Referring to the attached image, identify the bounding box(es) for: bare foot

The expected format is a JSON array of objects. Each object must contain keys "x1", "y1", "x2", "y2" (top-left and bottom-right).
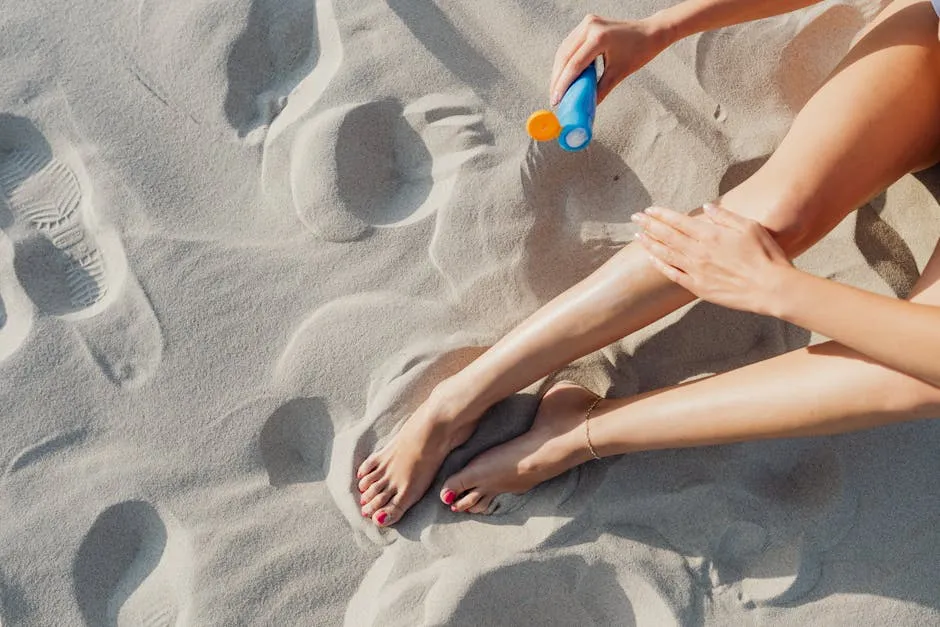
[
  {"x1": 356, "y1": 384, "x2": 482, "y2": 527},
  {"x1": 438, "y1": 382, "x2": 600, "y2": 514}
]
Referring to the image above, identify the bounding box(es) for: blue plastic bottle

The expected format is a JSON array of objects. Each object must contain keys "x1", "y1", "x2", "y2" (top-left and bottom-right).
[
  {"x1": 555, "y1": 63, "x2": 597, "y2": 151},
  {"x1": 526, "y1": 61, "x2": 598, "y2": 152}
]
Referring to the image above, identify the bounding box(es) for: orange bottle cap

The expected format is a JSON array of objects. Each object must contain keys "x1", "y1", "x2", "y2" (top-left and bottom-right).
[{"x1": 526, "y1": 110, "x2": 561, "y2": 142}]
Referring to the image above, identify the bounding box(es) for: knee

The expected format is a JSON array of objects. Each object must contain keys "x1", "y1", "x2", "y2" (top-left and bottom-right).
[{"x1": 761, "y1": 196, "x2": 818, "y2": 256}]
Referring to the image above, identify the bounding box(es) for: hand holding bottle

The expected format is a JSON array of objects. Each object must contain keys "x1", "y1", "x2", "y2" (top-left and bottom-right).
[{"x1": 550, "y1": 14, "x2": 673, "y2": 106}]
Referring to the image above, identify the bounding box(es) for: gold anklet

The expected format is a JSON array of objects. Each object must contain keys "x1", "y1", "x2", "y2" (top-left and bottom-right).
[{"x1": 584, "y1": 395, "x2": 603, "y2": 460}]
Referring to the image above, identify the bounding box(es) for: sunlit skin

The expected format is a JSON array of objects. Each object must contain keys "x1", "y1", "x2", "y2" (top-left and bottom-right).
[{"x1": 356, "y1": 0, "x2": 940, "y2": 527}]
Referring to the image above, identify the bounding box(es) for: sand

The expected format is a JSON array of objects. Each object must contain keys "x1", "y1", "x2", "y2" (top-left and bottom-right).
[{"x1": 1, "y1": 0, "x2": 939, "y2": 624}]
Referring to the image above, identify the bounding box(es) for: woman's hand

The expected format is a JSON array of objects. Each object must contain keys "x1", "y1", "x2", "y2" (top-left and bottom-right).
[
  {"x1": 632, "y1": 203, "x2": 796, "y2": 316},
  {"x1": 550, "y1": 15, "x2": 674, "y2": 106}
]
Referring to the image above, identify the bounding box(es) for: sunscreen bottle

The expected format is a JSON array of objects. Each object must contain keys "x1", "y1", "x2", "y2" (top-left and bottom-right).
[{"x1": 526, "y1": 61, "x2": 598, "y2": 151}]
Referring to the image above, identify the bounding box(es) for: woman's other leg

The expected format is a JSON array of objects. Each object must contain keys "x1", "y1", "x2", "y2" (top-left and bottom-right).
[
  {"x1": 594, "y1": 239, "x2": 940, "y2": 459},
  {"x1": 440, "y1": 238, "x2": 940, "y2": 515}
]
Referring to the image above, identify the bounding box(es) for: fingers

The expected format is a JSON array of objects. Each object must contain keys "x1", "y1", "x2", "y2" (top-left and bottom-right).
[
  {"x1": 704, "y1": 203, "x2": 781, "y2": 254},
  {"x1": 644, "y1": 206, "x2": 712, "y2": 239},
  {"x1": 551, "y1": 20, "x2": 590, "y2": 103},
  {"x1": 631, "y1": 210, "x2": 695, "y2": 251},
  {"x1": 596, "y1": 59, "x2": 616, "y2": 104},
  {"x1": 637, "y1": 234, "x2": 694, "y2": 290},
  {"x1": 551, "y1": 14, "x2": 605, "y2": 105},
  {"x1": 703, "y1": 202, "x2": 751, "y2": 231},
  {"x1": 554, "y1": 48, "x2": 600, "y2": 107},
  {"x1": 636, "y1": 232, "x2": 686, "y2": 273}
]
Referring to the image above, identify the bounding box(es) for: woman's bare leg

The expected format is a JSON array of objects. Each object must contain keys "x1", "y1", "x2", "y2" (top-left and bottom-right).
[
  {"x1": 358, "y1": 0, "x2": 940, "y2": 526},
  {"x1": 441, "y1": 243, "x2": 940, "y2": 514}
]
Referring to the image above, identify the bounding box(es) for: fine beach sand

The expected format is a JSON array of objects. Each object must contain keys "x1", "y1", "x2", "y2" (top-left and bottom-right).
[{"x1": 2, "y1": 0, "x2": 940, "y2": 624}]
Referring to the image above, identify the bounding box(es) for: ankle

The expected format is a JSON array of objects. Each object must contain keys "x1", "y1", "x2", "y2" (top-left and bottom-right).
[
  {"x1": 535, "y1": 393, "x2": 607, "y2": 466},
  {"x1": 427, "y1": 377, "x2": 484, "y2": 426}
]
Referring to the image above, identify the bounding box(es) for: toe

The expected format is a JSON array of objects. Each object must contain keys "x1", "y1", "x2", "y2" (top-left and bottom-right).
[
  {"x1": 362, "y1": 488, "x2": 393, "y2": 518},
  {"x1": 452, "y1": 490, "x2": 483, "y2": 513},
  {"x1": 357, "y1": 467, "x2": 383, "y2": 493},
  {"x1": 468, "y1": 494, "x2": 494, "y2": 515},
  {"x1": 358, "y1": 477, "x2": 388, "y2": 506},
  {"x1": 373, "y1": 488, "x2": 421, "y2": 527},
  {"x1": 357, "y1": 454, "x2": 380, "y2": 480},
  {"x1": 440, "y1": 469, "x2": 476, "y2": 505}
]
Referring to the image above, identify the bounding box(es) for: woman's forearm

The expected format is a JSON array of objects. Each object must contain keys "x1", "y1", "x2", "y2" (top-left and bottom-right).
[
  {"x1": 770, "y1": 267, "x2": 940, "y2": 388},
  {"x1": 648, "y1": 0, "x2": 825, "y2": 44}
]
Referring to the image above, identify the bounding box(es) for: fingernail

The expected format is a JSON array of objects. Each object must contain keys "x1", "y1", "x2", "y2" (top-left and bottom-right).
[
  {"x1": 376, "y1": 512, "x2": 388, "y2": 525},
  {"x1": 703, "y1": 202, "x2": 718, "y2": 214},
  {"x1": 443, "y1": 490, "x2": 456, "y2": 505},
  {"x1": 630, "y1": 213, "x2": 647, "y2": 223},
  {"x1": 645, "y1": 207, "x2": 659, "y2": 216},
  {"x1": 551, "y1": 93, "x2": 559, "y2": 106}
]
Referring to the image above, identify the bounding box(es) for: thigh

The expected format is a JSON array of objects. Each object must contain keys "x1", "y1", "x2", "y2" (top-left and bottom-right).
[{"x1": 719, "y1": 0, "x2": 940, "y2": 255}]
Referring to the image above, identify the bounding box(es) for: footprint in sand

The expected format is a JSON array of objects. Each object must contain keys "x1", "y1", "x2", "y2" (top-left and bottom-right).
[
  {"x1": 272, "y1": 291, "x2": 463, "y2": 400},
  {"x1": 0, "y1": 148, "x2": 111, "y2": 313},
  {"x1": 346, "y1": 529, "x2": 695, "y2": 625},
  {"x1": 547, "y1": 438, "x2": 858, "y2": 611},
  {"x1": 264, "y1": 0, "x2": 342, "y2": 144},
  {"x1": 260, "y1": 398, "x2": 334, "y2": 487},
  {"x1": 0, "y1": 116, "x2": 163, "y2": 387},
  {"x1": 707, "y1": 444, "x2": 858, "y2": 607},
  {"x1": 450, "y1": 554, "x2": 679, "y2": 626},
  {"x1": 0, "y1": 233, "x2": 31, "y2": 363},
  {"x1": 125, "y1": 0, "x2": 324, "y2": 141},
  {"x1": 257, "y1": 1, "x2": 493, "y2": 243},
  {"x1": 73, "y1": 501, "x2": 193, "y2": 627},
  {"x1": 4, "y1": 428, "x2": 88, "y2": 476},
  {"x1": 288, "y1": 93, "x2": 494, "y2": 242}
]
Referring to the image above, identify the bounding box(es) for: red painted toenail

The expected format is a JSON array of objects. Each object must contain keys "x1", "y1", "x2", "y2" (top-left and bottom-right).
[
  {"x1": 362, "y1": 511, "x2": 369, "y2": 517},
  {"x1": 358, "y1": 487, "x2": 364, "y2": 493},
  {"x1": 360, "y1": 497, "x2": 367, "y2": 505},
  {"x1": 377, "y1": 512, "x2": 388, "y2": 525},
  {"x1": 450, "y1": 506, "x2": 457, "y2": 512},
  {"x1": 443, "y1": 490, "x2": 456, "y2": 505}
]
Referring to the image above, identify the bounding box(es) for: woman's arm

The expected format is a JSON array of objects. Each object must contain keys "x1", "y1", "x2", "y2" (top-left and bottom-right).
[
  {"x1": 770, "y1": 267, "x2": 940, "y2": 388},
  {"x1": 635, "y1": 203, "x2": 940, "y2": 389},
  {"x1": 650, "y1": 0, "x2": 826, "y2": 43},
  {"x1": 551, "y1": 0, "x2": 826, "y2": 105}
]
